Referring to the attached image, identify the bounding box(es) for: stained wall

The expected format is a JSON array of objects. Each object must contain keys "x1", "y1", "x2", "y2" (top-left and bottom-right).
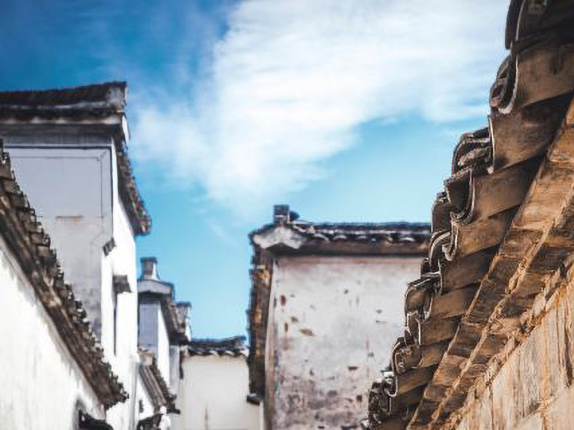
[{"x1": 265, "y1": 256, "x2": 421, "y2": 430}]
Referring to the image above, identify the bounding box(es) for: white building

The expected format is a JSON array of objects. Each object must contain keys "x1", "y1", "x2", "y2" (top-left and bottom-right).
[
  {"x1": 0, "y1": 82, "x2": 180, "y2": 430},
  {"x1": 137, "y1": 257, "x2": 192, "y2": 427},
  {"x1": 0, "y1": 82, "x2": 151, "y2": 430},
  {"x1": 173, "y1": 337, "x2": 261, "y2": 430},
  {"x1": 247, "y1": 205, "x2": 430, "y2": 430},
  {"x1": 0, "y1": 140, "x2": 125, "y2": 429}
]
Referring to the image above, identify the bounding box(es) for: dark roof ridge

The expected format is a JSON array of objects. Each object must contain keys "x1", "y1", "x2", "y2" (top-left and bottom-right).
[
  {"x1": 0, "y1": 82, "x2": 127, "y2": 108},
  {"x1": 189, "y1": 336, "x2": 248, "y2": 357},
  {"x1": 190, "y1": 335, "x2": 246, "y2": 344},
  {"x1": 0, "y1": 82, "x2": 150, "y2": 236},
  {"x1": 292, "y1": 220, "x2": 430, "y2": 229}
]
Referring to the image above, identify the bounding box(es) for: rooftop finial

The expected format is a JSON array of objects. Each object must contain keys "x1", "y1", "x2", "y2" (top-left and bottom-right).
[
  {"x1": 140, "y1": 257, "x2": 159, "y2": 280},
  {"x1": 273, "y1": 205, "x2": 290, "y2": 224}
]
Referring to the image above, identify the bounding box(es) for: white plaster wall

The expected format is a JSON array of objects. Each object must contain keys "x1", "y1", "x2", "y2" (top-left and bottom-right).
[
  {"x1": 5, "y1": 141, "x2": 141, "y2": 430},
  {"x1": 139, "y1": 301, "x2": 160, "y2": 350},
  {"x1": 138, "y1": 301, "x2": 171, "y2": 384},
  {"x1": 0, "y1": 235, "x2": 103, "y2": 430},
  {"x1": 173, "y1": 356, "x2": 260, "y2": 430},
  {"x1": 5, "y1": 144, "x2": 114, "y2": 336},
  {"x1": 156, "y1": 309, "x2": 171, "y2": 383},
  {"x1": 266, "y1": 256, "x2": 422, "y2": 430},
  {"x1": 103, "y1": 149, "x2": 140, "y2": 430}
]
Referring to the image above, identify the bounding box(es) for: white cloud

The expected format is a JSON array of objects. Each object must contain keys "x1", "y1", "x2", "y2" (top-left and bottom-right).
[{"x1": 131, "y1": 0, "x2": 508, "y2": 216}]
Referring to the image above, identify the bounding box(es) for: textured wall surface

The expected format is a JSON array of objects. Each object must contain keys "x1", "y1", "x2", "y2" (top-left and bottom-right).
[
  {"x1": 266, "y1": 256, "x2": 421, "y2": 430},
  {"x1": 0, "y1": 236, "x2": 102, "y2": 430},
  {"x1": 453, "y1": 266, "x2": 574, "y2": 430},
  {"x1": 173, "y1": 355, "x2": 260, "y2": 430}
]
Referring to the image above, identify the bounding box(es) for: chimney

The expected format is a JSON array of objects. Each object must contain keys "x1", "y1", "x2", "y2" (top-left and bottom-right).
[
  {"x1": 141, "y1": 257, "x2": 159, "y2": 280},
  {"x1": 273, "y1": 204, "x2": 300, "y2": 224},
  {"x1": 274, "y1": 205, "x2": 290, "y2": 224}
]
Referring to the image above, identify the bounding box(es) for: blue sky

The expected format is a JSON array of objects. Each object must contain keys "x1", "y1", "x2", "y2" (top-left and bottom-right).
[{"x1": 1, "y1": 0, "x2": 508, "y2": 337}]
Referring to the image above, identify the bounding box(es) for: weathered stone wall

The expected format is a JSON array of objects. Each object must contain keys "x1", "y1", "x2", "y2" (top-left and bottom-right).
[
  {"x1": 452, "y1": 264, "x2": 574, "y2": 430},
  {"x1": 266, "y1": 256, "x2": 421, "y2": 430},
  {"x1": 0, "y1": 235, "x2": 103, "y2": 430}
]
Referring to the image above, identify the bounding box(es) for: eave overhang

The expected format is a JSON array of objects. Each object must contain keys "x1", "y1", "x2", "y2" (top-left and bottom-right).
[
  {"x1": 364, "y1": 2, "x2": 574, "y2": 429},
  {"x1": 138, "y1": 351, "x2": 178, "y2": 414},
  {"x1": 0, "y1": 82, "x2": 151, "y2": 236}
]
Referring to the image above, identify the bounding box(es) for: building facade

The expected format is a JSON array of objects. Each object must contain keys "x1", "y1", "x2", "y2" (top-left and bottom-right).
[
  {"x1": 0, "y1": 82, "x2": 195, "y2": 430},
  {"x1": 0, "y1": 82, "x2": 150, "y2": 430},
  {"x1": 364, "y1": 2, "x2": 574, "y2": 430},
  {"x1": 0, "y1": 140, "x2": 126, "y2": 429},
  {"x1": 173, "y1": 337, "x2": 261, "y2": 430},
  {"x1": 248, "y1": 206, "x2": 430, "y2": 430},
  {"x1": 137, "y1": 257, "x2": 192, "y2": 426}
]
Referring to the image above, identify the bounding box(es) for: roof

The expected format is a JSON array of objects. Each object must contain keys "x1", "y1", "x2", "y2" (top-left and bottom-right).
[
  {"x1": 0, "y1": 82, "x2": 151, "y2": 236},
  {"x1": 0, "y1": 82, "x2": 127, "y2": 105},
  {"x1": 247, "y1": 206, "x2": 431, "y2": 397},
  {"x1": 364, "y1": 2, "x2": 574, "y2": 429},
  {"x1": 0, "y1": 140, "x2": 127, "y2": 409},
  {"x1": 138, "y1": 257, "x2": 192, "y2": 345},
  {"x1": 188, "y1": 336, "x2": 248, "y2": 357},
  {"x1": 250, "y1": 205, "x2": 430, "y2": 256},
  {"x1": 138, "y1": 350, "x2": 178, "y2": 414},
  {"x1": 0, "y1": 81, "x2": 126, "y2": 120}
]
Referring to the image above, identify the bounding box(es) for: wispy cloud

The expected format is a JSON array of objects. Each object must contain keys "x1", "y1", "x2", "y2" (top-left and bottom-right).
[{"x1": 131, "y1": 0, "x2": 508, "y2": 216}]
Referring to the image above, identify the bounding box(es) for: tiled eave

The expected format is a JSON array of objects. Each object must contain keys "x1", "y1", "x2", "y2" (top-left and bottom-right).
[
  {"x1": 138, "y1": 350, "x2": 178, "y2": 414},
  {"x1": 189, "y1": 336, "x2": 248, "y2": 357},
  {"x1": 364, "y1": 1, "x2": 574, "y2": 429},
  {"x1": 410, "y1": 98, "x2": 574, "y2": 430},
  {"x1": 0, "y1": 82, "x2": 151, "y2": 236},
  {"x1": 0, "y1": 141, "x2": 127, "y2": 409}
]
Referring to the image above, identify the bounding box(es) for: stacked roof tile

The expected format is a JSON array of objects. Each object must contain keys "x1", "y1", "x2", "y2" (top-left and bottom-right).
[
  {"x1": 138, "y1": 350, "x2": 178, "y2": 414},
  {"x1": 0, "y1": 139, "x2": 127, "y2": 408},
  {"x1": 189, "y1": 336, "x2": 248, "y2": 357},
  {"x1": 364, "y1": 1, "x2": 574, "y2": 429}
]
